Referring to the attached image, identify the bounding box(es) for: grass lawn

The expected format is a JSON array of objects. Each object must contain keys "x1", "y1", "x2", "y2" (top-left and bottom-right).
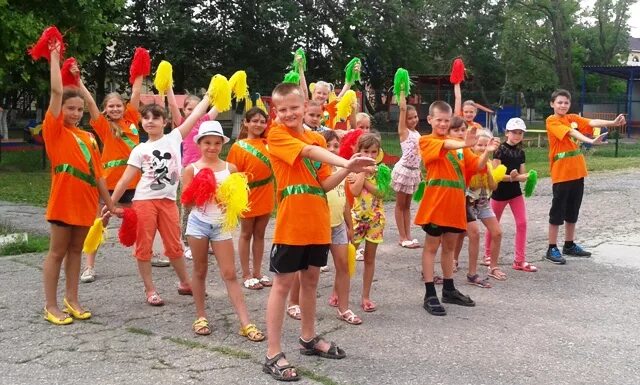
[{"x1": 0, "y1": 221, "x2": 49, "y2": 256}]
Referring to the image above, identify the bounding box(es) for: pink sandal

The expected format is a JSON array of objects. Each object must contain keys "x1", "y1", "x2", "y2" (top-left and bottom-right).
[
  {"x1": 146, "y1": 291, "x2": 164, "y2": 306},
  {"x1": 328, "y1": 295, "x2": 338, "y2": 308},
  {"x1": 512, "y1": 261, "x2": 538, "y2": 272}
]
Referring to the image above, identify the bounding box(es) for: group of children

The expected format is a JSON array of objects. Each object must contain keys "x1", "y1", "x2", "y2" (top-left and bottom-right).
[{"x1": 38, "y1": 35, "x2": 626, "y2": 382}]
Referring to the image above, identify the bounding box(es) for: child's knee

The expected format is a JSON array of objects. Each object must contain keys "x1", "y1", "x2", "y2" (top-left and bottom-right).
[
  {"x1": 492, "y1": 227, "x2": 504, "y2": 239},
  {"x1": 220, "y1": 268, "x2": 237, "y2": 282}
]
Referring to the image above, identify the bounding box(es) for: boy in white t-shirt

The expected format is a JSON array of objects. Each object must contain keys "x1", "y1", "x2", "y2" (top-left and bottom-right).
[{"x1": 110, "y1": 95, "x2": 211, "y2": 306}]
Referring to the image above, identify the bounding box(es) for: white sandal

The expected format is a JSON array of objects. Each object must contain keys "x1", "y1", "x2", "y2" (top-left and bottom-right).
[
  {"x1": 243, "y1": 278, "x2": 263, "y2": 290},
  {"x1": 336, "y1": 309, "x2": 362, "y2": 325},
  {"x1": 287, "y1": 305, "x2": 301, "y2": 320}
]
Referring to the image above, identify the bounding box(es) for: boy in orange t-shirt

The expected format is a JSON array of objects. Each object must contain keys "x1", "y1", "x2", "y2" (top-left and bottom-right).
[
  {"x1": 414, "y1": 101, "x2": 498, "y2": 316},
  {"x1": 544, "y1": 89, "x2": 625, "y2": 264},
  {"x1": 262, "y1": 83, "x2": 374, "y2": 382}
]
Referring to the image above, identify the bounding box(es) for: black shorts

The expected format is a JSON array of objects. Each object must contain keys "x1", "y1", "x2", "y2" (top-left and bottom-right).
[
  {"x1": 105, "y1": 189, "x2": 136, "y2": 205},
  {"x1": 421, "y1": 223, "x2": 465, "y2": 237},
  {"x1": 269, "y1": 244, "x2": 330, "y2": 274},
  {"x1": 48, "y1": 220, "x2": 72, "y2": 227},
  {"x1": 549, "y1": 178, "x2": 584, "y2": 225}
]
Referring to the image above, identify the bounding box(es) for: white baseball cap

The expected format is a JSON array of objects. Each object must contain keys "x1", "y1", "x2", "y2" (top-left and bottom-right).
[
  {"x1": 505, "y1": 117, "x2": 527, "y2": 132},
  {"x1": 193, "y1": 120, "x2": 230, "y2": 144}
]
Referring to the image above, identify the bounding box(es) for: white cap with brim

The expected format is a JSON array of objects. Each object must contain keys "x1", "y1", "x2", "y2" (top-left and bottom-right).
[
  {"x1": 505, "y1": 117, "x2": 527, "y2": 132},
  {"x1": 193, "y1": 120, "x2": 230, "y2": 144}
]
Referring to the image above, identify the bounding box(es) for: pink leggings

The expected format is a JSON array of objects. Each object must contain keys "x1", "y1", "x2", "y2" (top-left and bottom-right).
[{"x1": 485, "y1": 195, "x2": 527, "y2": 263}]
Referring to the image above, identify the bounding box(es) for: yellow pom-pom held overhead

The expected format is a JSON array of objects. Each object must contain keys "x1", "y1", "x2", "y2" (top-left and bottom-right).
[
  {"x1": 255, "y1": 96, "x2": 267, "y2": 113},
  {"x1": 228, "y1": 70, "x2": 249, "y2": 102},
  {"x1": 207, "y1": 74, "x2": 232, "y2": 112},
  {"x1": 216, "y1": 173, "x2": 250, "y2": 232},
  {"x1": 336, "y1": 90, "x2": 357, "y2": 122},
  {"x1": 82, "y1": 218, "x2": 106, "y2": 254},
  {"x1": 153, "y1": 60, "x2": 173, "y2": 97}
]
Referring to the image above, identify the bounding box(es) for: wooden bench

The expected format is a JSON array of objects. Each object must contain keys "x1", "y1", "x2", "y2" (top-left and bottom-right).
[{"x1": 526, "y1": 129, "x2": 546, "y2": 147}]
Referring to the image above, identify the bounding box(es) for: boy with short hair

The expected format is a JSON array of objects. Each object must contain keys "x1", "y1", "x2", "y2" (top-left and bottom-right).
[
  {"x1": 415, "y1": 101, "x2": 499, "y2": 316},
  {"x1": 545, "y1": 89, "x2": 625, "y2": 264},
  {"x1": 262, "y1": 82, "x2": 375, "y2": 381}
]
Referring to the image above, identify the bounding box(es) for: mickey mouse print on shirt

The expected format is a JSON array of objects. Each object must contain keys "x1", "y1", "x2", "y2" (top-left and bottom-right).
[{"x1": 150, "y1": 150, "x2": 178, "y2": 190}]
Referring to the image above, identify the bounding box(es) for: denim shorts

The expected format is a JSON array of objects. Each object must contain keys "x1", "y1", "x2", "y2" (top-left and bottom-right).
[
  {"x1": 331, "y1": 222, "x2": 349, "y2": 245},
  {"x1": 470, "y1": 199, "x2": 495, "y2": 220},
  {"x1": 185, "y1": 214, "x2": 232, "y2": 242}
]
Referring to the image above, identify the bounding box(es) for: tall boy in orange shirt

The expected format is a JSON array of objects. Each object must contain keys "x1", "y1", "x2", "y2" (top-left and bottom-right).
[
  {"x1": 544, "y1": 89, "x2": 625, "y2": 264},
  {"x1": 262, "y1": 83, "x2": 375, "y2": 381},
  {"x1": 414, "y1": 101, "x2": 499, "y2": 316}
]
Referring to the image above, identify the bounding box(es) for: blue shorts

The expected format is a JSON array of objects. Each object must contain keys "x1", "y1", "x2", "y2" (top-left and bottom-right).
[{"x1": 185, "y1": 214, "x2": 232, "y2": 242}]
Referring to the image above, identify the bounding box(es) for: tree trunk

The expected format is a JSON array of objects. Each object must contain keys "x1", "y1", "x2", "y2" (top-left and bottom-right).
[{"x1": 549, "y1": 0, "x2": 575, "y2": 92}]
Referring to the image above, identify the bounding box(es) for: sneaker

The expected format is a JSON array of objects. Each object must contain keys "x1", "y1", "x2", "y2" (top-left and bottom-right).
[
  {"x1": 184, "y1": 247, "x2": 193, "y2": 260},
  {"x1": 545, "y1": 247, "x2": 566, "y2": 264},
  {"x1": 320, "y1": 265, "x2": 330, "y2": 272},
  {"x1": 151, "y1": 254, "x2": 171, "y2": 267},
  {"x1": 562, "y1": 243, "x2": 592, "y2": 258},
  {"x1": 442, "y1": 289, "x2": 476, "y2": 307},
  {"x1": 80, "y1": 267, "x2": 96, "y2": 283}
]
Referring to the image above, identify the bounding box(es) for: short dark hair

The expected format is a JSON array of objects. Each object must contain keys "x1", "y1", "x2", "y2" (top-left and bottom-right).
[
  {"x1": 61, "y1": 88, "x2": 84, "y2": 105},
  {"x1": 272, "y1": 83, "x2": 303, "y2": 99},
  {"x1": 140, "y1": 104, "x2": 167, "y2": 120},
  {"x1": 551, "y1": 89, "x2": 572, "y2": 102},
  {"x1": 449, "y1": 116, "x2": 466, "y2": 130},
  {"x1": 428, "y1": 101, "x2": 452, "y2": 116},
  {"x1": 355, "y1": 132, "x2": 381, "y2": 152},
  {"x1": 321, "y1": 129, "x2": 339, "y2": 143}
]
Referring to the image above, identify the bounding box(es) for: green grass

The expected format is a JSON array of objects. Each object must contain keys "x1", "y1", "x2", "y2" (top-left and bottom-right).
[{"x1": 0, "y1": 221, "x2": 49, "y2": 256}]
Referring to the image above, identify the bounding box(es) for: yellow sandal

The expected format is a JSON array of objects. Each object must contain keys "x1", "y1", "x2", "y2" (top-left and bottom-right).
[
  {"x1": 44, "y1": 308, "x2": 73, "y2": 325},
  {"x1": 239, "y1": 323, "x2": 265, "y2": 342},
  {"x1": 63, "y1": 298, "x2": 92, "y2": 320},
  {"x1": 193, "y1": 317, "x2": 212, "y2": 336}
]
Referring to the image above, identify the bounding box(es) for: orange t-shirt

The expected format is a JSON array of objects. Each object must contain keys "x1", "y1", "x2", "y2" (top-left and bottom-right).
[
  {"x1": 267, "y1": 124, "x2": 332, "y2": 245},
  {"x1": 414, "y1": 134, "x2": 480, "y2": 230},
  {"x1": 90, "y1": 104, "x2": 141, "y2": 190},
  {"x1": 43, "y1": 110, "x2": 104, "y2": 227},
  {"x1": 545, "y1": 114, "x2": 592, "y2": 184},
  {"x1": 226, "y1": 138, "x2": 275, "y2": 217}
]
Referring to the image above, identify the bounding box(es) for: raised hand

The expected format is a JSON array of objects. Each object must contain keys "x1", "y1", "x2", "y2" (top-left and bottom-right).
[
  {"x1": 464, "y1": 126, "x2": 478, "y2": 147},
  {"x1": 592, "y1": 132, "x2": 608, "y2": 145},
  {"x1": 346, "y1": 154, "x2": 376, "y2": 173},
  {"x1": 510, "y1": 169, "x2": 519, "y2": 180},
  {"x1": 612, "y1": 114, "x2": 626, "y2": 127},
  {"x1": 487, "y1": 137, "x2": 500, "y2": 152}
]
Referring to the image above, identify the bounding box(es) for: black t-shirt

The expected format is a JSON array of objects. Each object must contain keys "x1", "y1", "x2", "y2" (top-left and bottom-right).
[{"x1": 492, "y1": 142, "x2": 525, "y2": 201}]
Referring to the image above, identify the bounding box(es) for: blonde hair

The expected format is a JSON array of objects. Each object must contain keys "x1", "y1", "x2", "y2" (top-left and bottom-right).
[
  {"x1": 314, "y1": 81, "x2": 333, "y2": 92},
  {"x1": 103, "y1": 92, "x2": 126, "y2": 137},
  {"x1": 355, "y1": 133, "x2": 381, "y2": 152},
  {"x1": 477, "y1": 128, "x2": 492, "y2": 139},
  {"x1": 183, "y1": 95, "x2": 201, "y2": 108},
  {"x1": 356, "y1": 112, "x2": 370, "y2": 124},
  {"x1": 462, "y1": 100, "x2": 477, "y2": 110}
]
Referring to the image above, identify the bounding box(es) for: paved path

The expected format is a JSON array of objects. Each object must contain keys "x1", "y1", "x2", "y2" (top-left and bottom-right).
[{"x1": 1, "y1": 170, "x2": 640, "y2": 385}]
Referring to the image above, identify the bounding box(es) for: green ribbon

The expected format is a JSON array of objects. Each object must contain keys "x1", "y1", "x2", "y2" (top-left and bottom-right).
[
  {"x1": 425, "y1": 152, "x2": 466, "y2": 191},
  {"x1": 553, "y1": 149, "x2": 582, "y2": 161},
  {"x1": 302, "y1": 158, "x2": 318, "y2": 179},
  {"x1": 104, "y1": 159, "x2": 128, "y2": 169},
  {"x1": 248, "y1": 175, "x2": 274, "y2": 189},
  {"x1": 237, "y1": 140, "x2": 272, "y2": 169},
  {"x1": 54, "y1": 164, "x2": 97, "y2": 186},
  {"x1": 129, "y1": 123, "x2": 139, "y2": 136},
  {"x1": 120, "y1": 133, "x2": 137, "y2": 150},
  {"x1": 280, "y1": 184, "x2": 326, "y2": 201},
  {"x1": 70, "y1": 131, "x2": 96, "y2": 184}
]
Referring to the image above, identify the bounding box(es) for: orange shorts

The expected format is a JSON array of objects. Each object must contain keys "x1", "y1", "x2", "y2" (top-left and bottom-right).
[{"x1": 132, "y1": 199, "x2": 183, "y2": 261}]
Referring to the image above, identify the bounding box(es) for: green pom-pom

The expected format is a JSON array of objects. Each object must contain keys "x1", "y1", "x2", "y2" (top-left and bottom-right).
[
  {"x1": 376, "y1": 164, "x2": 392, "y2": 196},
  {"x1": 412, "y1": 180, "x2": 425, "y2": 202},
  {"x1": 524, "y1": 169, "x2": 538, "y2": 198},
  {"x1": 292, "y1": 48, "x2": 306, "y2": 72},
  {"x1": 283, "y1": 70, "x2": 300, "y2": 85},
  {"x1": 394, "y1": 68, "x2": 411, "y2": 99},
  {"x1": 344, "y1": 57, "x2": 361, "y2": 85}
]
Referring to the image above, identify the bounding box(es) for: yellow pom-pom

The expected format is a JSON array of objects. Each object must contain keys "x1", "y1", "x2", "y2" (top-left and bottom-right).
[
  {"x1": 336, "y1": 90, "x2": 356, "y2": 121},
  {"x1": 309, "y1": 82, "x2": 316, "y2": 93},
  {"x1": 153, "y1": 60, "x2": 173, "y2": 97},
  {"x1": 216, "y1": 173, "x2": 250, "y2": 232},
  {"x1": 491, "y1": 164, "x2": 507, "y2": 182},
  {"x1": 328, "y1": 90, "x2": 338, "y2": 103},
  {"x1": 347, "y1": 243, "x2": 356, "y2": 278},
  {"x1": 82, "y1": 218, "x2": 105, "y2": 254},
  {"x1": 255, "y1": 97, "x2": 267, "y2": 113},
  {"x1": 244, "y1": 97, "x2": 253, "y2": 112},
  {"x1": 207, "y1": 74, "x2": 232, "y2": 112},
  {"x1": 228, "y1": 70, "x2": 249, "y2": 102}
]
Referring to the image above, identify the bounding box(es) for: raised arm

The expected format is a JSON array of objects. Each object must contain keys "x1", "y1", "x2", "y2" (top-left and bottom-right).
[
  {"x1": 297, "y1": 53, "x2": 309, "y2": 101},
  {"x1": 130, "y1": 75, "x2": 143, "y2": 110},
  {"x1": 48, "y1": 43, "x2": 63, "y2": 116},
  {"x1": 569, "y1": 129, "x2": 605, "y2": 144},
  {"x1": 589, "y1": 114, "x2": 626, "y2": 128},
  {"x1": 398, "y1": 90, "x2": 409, "y2": 142},
  {"x1": 175, "y1": 94, "x2": 210, "y2": 139},
  {"x1": 77, "y1": 69, "x2": 101, "y2": 121},
  {"x1": 167, "y1": 87, "x2": 182, "y2": 127},
  {"x1": 453, "y1": 83, "x2": 462, "y2": 116}
]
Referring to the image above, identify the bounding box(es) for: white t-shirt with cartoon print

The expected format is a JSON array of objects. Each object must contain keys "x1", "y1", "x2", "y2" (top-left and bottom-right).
[{"x1": 128, "y1": 129, "x2": 183, "y2": 201}]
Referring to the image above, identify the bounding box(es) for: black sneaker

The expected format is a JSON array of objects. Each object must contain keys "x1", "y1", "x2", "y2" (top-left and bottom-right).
[
  {"x1": 545, "y1": 247, "x2": 566, "y2": 264},
  {"x1": 562, "y1": 243, "x2": 592, "y2": 258},
  {"x1": 442, "y1": 289, "x2": 475, "y2": 307},
  {"x1": 423, "y1": 296, "x2": 447, "y2": 316}
]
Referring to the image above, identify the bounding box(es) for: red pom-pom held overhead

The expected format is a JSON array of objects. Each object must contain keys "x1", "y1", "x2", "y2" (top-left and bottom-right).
[
  {"x1": 28, "y1": 26, "x2": 65, "y2": 61},
  {"x1": 180, "y1": 168, "x2": 217, "y2": 208},
  {"x1": 449, "y1": 58, "x2": 466, "y2": 84},
  {"x1": 61, "y1": 57, "x2": 79, "y2": 87},
  {"x1": 129, "y1": 47, "x2": 151, "y2": 85},
  {"x1": 339, "y1": 129, "x2": 364, "y2": 160},
  {"x1": 118, "y1": 208, "x2": 138, "y2": 247}
]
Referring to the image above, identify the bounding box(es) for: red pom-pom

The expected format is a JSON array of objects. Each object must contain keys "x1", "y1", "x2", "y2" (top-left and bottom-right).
[
  {"x1": 339, "y1": 129, "x2": 364, "y2": 159},
  {"x1": 180, "y1": 168, "x2": 217, "y2": 207},
  {"x1": 61, "y1": 57, "x2": 79, "y2": 87},
  {"x1": 118, "y1": 208, "x2": 138, "y2": 247},
  {"x1": 129, "y1": 47, "x2": 151, "y2": 85},
  {"x1": 450, "y1": 58, "x2": 466, "y2": 84},
  {"x1": 28, "y1": 26, "x2": 65, "y2": 62}
]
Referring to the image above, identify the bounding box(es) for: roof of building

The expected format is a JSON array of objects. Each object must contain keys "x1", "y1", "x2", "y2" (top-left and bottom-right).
[
  {"x1": 630, "y1": 37, "x2": 640, "y2": 52},
  {"x1": 583, "y1": 65, "x2": 640, "y2": 80}
]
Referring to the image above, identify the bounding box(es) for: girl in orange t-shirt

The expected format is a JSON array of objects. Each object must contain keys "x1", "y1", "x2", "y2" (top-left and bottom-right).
[
  {"x1": 41, "y1": 43, "x2": 121, "y2": 325},
  {"x1": 76, "y1": 62, "x2": 145, "y2": 283},
  {"x1": 225, "y1": 107, "x2": 275, "y2": 290}
]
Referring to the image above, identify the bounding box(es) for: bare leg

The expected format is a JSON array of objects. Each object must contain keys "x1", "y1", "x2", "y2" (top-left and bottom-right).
[
  {"x1": 251, "y1": 214, "x2": 270, "y2": 278},
  {"x1": 548, "y1": 224, "x2": 560, "y2": 245},
  {"x1": 330, "y1": 243, "x2": 351, "y2": 313},
  {"x1": 466, "y1": 221, "x2": 480, "y2": 276},
  {"x1": 482, "y1": 217, "x2": 503, "y2": 270},
  {"x1": 43, "y1": 224, "x2": 72, "y2": 319},
  {"x1": 394, "y1": 192, "x2": 409, "y2": 242},
  {"x1": 188, "y1": 236, "x2": 209, "y2": 318},
  {"x1": 137, "y1": 260, "x2": 155, "y2": 294},
  {"x1": 441, "y1": 233, "x2": 458, "y2": 279},
  {"x1": 565, "y1": 222, "x2": 576, "y2": 242},
  {"x1": 266, "y1": 272, "x2": 296, "y2": 357},
  {"x1": 401, "y1": 193, "x2": 413, "y2": 242},
  {"x1": 238, "y1": 217, "x2": 255, "y2": 280},
  {"x1": 212, "y1": 239, "x2": 252, "y2": 327},
  {"x1": 288, "y1": 272, "x2": 301, "y2": 306},
  {"x1": 64, "y1": 226, "x2": 90, "y2": 311},
  {"x1": 361, "y1": 241, "x2": 378, "y2": 305},
  {"x1": 422, "y1": 235, "x2": 441, "y2": 282}
]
